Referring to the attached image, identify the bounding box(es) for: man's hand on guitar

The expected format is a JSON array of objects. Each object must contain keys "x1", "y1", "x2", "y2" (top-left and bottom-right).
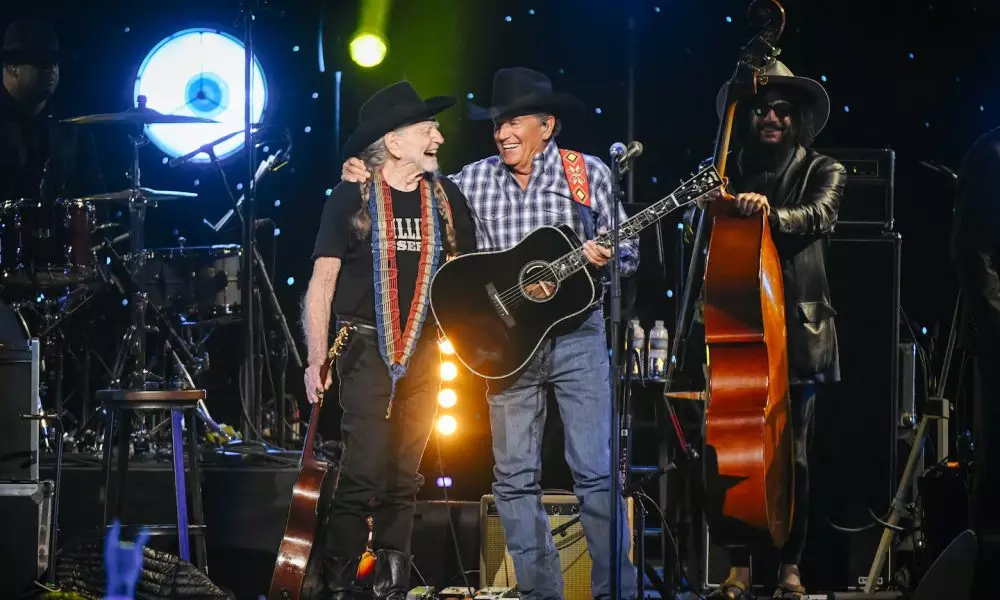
[
  {"x1": 342, "y1": 157, "x2": 371, "y2": 184},
  {"x1": 304, "y1": 363, "x2": 332, "y2": 404},
  {"x1": 582, "y1": 239, "x2": 612, "y2": 267}
]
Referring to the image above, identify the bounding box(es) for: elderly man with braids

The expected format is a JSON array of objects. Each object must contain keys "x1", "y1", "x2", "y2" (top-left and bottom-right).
[{"x1": 301, "y1": 81, "x2": 477, "y2": 600}]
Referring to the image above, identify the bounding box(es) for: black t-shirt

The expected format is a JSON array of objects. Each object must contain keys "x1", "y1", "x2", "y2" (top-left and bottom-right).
[{"x1": 312, "y1": 176, "x2": 476, "y2": 332}]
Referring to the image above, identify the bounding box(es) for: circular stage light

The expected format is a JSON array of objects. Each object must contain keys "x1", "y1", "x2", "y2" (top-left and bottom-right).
[{"x1": 134, "y1": 28, "x2": 268, "y2": 164}]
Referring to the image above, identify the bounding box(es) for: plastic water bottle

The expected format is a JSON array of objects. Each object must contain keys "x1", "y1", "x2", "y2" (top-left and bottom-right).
[
  {"x1": 628, "y1": 318, "x2": 645, "y2": 378},
  {"x1": 647, "y1": 320, "x2": 670, "y2": 381}
]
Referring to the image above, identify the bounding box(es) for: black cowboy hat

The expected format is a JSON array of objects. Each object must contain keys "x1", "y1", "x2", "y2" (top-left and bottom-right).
[
  {"x1": 342, "y1": 81, "x2": 456, "y2": 158},
  {"x1": 1, "y1": 18, "x2": 59, "y2": 65},
  {"x1": 715, "y1": 60, "x2": 830, "y2": 138},
  {"x1": 469, "y1": 67, "x2": 586, "y2": 122}
]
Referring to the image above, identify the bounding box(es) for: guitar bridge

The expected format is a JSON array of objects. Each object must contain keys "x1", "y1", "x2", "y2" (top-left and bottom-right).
[{"x1": 486, "y1": 282, "x2": 516, "y2": 328}]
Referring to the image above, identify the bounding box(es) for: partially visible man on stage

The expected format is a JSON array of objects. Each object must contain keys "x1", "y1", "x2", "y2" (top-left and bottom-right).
[
  {"x1": 951, "y1": 126, "x2": 1000, "y2": 599},
  {"x1": 342, "y1": 67, "x2": 639, "y2": 600},
  {"x1": 302, "y1": 81, "x2": 476, "y2": 600},
  {"x1": 701, "y1": 61, "x2": 845, "y2": 600},
  {"x1": 0, "y1": 17, "x2": 102, "y2": 199}
]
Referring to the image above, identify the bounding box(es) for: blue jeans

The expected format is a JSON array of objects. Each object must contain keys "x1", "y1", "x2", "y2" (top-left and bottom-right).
[{"x1": 487, "y1": 309, "x2": 637, "y2": 600}]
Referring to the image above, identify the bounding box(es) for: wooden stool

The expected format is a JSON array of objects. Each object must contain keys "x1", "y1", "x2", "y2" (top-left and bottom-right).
[{"x1": 98, "y1": 389, "x2": 207, "y2": 571}]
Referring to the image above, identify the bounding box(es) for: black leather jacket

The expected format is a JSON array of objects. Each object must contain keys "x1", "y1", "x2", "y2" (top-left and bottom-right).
[
  {"x1": 729, "y1": 145, "x2": 847, "y2": 383},
  {"x1": 952, "y1": 127, "x2": 1000, "y2": 349}
]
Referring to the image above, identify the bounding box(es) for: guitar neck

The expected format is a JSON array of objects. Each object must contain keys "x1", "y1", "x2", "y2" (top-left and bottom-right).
[
  {"x1": 550, "y1": 190, "x2": 696, "y2": 282},
  {"x1": 300, "y1": 325, "x2": 353, "y2": 467}
]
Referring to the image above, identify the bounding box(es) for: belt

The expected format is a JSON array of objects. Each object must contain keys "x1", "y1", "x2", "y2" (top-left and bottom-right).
[{"x1": 338, "y1": 318, "x2": 378, "y2": 336}]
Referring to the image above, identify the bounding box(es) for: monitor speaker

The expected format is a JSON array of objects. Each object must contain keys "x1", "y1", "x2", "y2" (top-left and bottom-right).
[{"x1": 480, "y1": 494, "x2": 634, "y2": 599}]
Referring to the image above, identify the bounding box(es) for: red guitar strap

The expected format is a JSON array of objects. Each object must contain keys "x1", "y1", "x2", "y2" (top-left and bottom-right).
[{"x1": 559, "y1": 149, "x2": 592, "y2": 208}]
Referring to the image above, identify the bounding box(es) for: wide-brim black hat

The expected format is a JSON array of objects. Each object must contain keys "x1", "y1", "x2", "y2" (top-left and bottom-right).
[
  {"x1": 715, "y1": 60, "x2": 830, "y2": 138},
  {"x1": 342, "y1": 81, "x2": 455, "y2": 158},
  {"x1": 469, "y1": 67, "x2": 586, "y2": 121},
  {"x1": 1, "y1": 18, "x2": 59, "y2": 64}
]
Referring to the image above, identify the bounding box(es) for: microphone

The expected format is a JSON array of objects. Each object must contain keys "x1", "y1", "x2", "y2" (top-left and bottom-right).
[{"x1": 610, "y1": 141, "x2": 643, "y2": 174}]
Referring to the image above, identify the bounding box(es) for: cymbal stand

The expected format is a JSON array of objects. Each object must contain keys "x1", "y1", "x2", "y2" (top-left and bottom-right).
[{"x1": 110, "y1": 98, "x2": 154, "y2": 390}]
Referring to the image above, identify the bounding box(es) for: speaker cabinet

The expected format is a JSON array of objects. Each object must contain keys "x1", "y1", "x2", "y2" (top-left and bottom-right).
[
  {"x1": 813, "y1": 232, "x2": 901, "y2": 590},
  {"x1": 0, "y1": 338, "x2": 40, "y2": 482},
  {"x1": 702, "y1": 233, "x2": 902, "y2": 592},
  {"x1": 480, "y1": 494, "x2": 633, "y2": 600}
]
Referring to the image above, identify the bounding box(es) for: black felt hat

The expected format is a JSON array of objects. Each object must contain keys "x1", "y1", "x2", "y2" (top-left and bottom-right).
[
  {"x1": 468, "y1": 67, "x2": 586, "y2": 121},
  {"x1": 342, "y1": 81, "x2": 455, "y2": 158},
  {"x1": 715, "y1": 60, "x2": 830, "y2": 137},
  {"x1": 1, "y1": 18, "x2": 59, "y2": 65}
]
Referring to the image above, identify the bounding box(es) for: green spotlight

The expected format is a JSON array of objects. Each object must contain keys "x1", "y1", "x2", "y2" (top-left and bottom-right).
[{"x1": 350, "y1": 33, "x2": 387, "y2": 68}]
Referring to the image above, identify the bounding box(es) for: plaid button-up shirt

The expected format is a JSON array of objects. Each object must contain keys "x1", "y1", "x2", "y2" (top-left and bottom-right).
[{"x1": 447, "y1": 141, "x2": 640, "y2": 277}]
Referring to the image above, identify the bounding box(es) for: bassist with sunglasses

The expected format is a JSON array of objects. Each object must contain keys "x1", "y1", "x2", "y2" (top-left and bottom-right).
[{"x1": 700, "y1": 61, "x2": 846, "y2": 600}]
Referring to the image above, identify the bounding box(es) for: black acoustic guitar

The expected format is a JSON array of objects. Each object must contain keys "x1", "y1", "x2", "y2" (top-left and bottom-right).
[{"x1": 430, "y1": 165, "x2": 723, "y2": 379}]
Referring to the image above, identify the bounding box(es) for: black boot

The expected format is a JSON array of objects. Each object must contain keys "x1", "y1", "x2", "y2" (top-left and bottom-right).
[
  {"x1": 320, "y1": 556, "x2": 358, "y2": 600},
  {"x1": 372, "y1": 549, "x2": 410, "y2": 600}
]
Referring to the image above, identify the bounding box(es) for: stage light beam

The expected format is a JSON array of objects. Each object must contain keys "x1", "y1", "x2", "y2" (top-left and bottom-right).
[{"x1": 350, "y1": 33, "x2": 387, "y2": 68}]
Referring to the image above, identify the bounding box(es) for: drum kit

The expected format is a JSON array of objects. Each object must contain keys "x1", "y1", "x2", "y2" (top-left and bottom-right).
[{"x1": 0, "y1": 95, "x2": 291, "y2": 460}]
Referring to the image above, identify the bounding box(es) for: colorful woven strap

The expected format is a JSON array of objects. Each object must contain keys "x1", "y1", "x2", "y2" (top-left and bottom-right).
[
  {"x1": 559, "y1": 149, "x2": 592, "y2": 207},
  {"x1": 367, "y1": 172, "x2": 442, "y2": 400}
]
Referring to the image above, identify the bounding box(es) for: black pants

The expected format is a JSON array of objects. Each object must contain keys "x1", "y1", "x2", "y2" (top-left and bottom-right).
[
  {"x1": 729, "y1": 382, "x2": 818, "y2": 568},
  {"x1": 322, "y1": 328, "x2": 438, "y2": 561}
]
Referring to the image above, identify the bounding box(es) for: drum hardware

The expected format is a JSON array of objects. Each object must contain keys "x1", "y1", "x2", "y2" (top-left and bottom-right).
[
  {"x1": 76, "y1": 187, "x2": 199, "y2": 206},
  {"x1": 0, "y1": 196, "x2": 100, "y2": 289},
  {"x1": 61, "y1": 105, "x2": 219, "y2": 127},
  {"x1": 62, "y1": 95, "x2": 214, "y2": 390}
]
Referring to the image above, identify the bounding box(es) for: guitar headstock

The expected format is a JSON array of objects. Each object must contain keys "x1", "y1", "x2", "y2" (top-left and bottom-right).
[
  {"x1": 327, "y1": 323, "x2": 356, "y2": 361},
  {"x1": 674, "y1": 166, "x2": 725, "y2": 206}
]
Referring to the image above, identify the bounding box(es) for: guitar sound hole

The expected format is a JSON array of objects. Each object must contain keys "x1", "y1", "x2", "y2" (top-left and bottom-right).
[{"x1": 518, "y1": 261, "x2": 559, "y2": 303}]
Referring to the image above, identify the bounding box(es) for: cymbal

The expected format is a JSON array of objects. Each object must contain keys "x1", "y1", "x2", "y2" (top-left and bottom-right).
[
  {"x1": 63, "y1": 107, "x2": 218, "y2": 126},
  {"x1": 76, "y1": 188, "x2": 199, "y2": 203}
]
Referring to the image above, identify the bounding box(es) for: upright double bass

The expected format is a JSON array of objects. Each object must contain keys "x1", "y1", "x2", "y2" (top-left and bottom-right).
[{"x1": 700, "y1": 0, "x2": 794, "y2": 549}]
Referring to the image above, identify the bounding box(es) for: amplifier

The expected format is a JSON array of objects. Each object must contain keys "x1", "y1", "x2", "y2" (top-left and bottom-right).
[
  {"x1": 480, "y1": 494, "x2": 633, "y2": 600},
  {"x1": 0, "y1": 338, "x2": 40, "y2": 482},
  {"x1": 814, "y1": 148, "x2": 896, "y2": 231},
  {"x1": 0, "y1": 480, "x2": 53, "y2": 590}
]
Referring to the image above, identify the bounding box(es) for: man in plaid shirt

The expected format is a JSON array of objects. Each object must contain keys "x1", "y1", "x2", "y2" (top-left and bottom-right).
[{"x1": 343, "y1": 67, "x2": 639, "y2": 599}]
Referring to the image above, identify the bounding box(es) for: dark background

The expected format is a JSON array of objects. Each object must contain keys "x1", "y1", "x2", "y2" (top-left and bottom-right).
[{"x1": 4, "y1": 0, "x2": 994, "y2": 588}]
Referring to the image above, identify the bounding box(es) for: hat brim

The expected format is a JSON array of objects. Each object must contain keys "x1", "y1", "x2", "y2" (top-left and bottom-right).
[
  {"x1": 1, "y1": 48, "x2": 59, "y2": 64},
  {"x1": 342, "y1": 95, "x2": 455, "y2": 159},
  {"x1": 715, "y1": 75, "x2": 830, "y2": 139},
  {"x1": 468, "y1": 92, "x2": 586, "y2": 122}
]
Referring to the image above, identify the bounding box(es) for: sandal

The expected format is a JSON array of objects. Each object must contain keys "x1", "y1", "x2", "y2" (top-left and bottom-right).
[
  {"x1": 709, "y1": 578, "x2": 750, "y2": 599},
  {"x1": 772, "y1": 581, "x2": 806, "y2": 599}
]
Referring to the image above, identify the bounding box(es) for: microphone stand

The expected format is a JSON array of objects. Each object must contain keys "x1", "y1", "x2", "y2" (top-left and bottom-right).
[
  {"x1": 609, "y1": 151, "x2": 626, "y2": 600},
  {"x1": 202, "y1": 145, "x2": 304, "y2": 437},
  {"x1": 240, "y1": 0, "x2": 260, "y2": 440}
]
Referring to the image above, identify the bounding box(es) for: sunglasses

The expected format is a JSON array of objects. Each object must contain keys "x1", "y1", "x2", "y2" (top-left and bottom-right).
[{"x1": 752, "y1": 101, "x2": 795, "y2": 119}]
